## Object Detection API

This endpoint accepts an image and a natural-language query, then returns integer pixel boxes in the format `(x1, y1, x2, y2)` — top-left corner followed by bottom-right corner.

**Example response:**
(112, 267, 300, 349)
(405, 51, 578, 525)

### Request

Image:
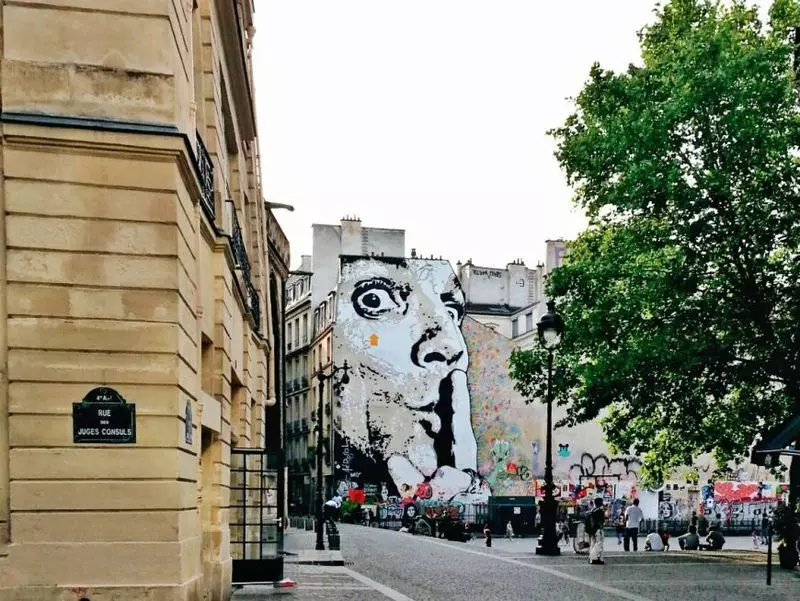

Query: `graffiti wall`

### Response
(332, 256, 643, 511)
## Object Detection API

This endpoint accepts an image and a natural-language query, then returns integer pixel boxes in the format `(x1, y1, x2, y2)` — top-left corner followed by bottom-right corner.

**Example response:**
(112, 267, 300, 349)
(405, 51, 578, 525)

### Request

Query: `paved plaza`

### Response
(232, 524, 798, 600)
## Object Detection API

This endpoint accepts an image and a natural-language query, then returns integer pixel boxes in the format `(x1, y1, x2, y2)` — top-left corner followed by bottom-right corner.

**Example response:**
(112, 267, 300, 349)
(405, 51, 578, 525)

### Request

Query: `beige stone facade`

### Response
(0, 1, 288, 600)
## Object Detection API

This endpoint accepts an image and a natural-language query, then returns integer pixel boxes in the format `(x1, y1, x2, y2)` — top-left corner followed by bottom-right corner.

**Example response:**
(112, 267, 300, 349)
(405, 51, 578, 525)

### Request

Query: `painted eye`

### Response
(353, 287, 397, 319)
(445, 303, 464, 323)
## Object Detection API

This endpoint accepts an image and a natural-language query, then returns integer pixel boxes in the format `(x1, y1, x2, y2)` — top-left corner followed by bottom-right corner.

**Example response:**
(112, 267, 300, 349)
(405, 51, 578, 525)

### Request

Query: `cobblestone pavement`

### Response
(233, 524, 798, 600)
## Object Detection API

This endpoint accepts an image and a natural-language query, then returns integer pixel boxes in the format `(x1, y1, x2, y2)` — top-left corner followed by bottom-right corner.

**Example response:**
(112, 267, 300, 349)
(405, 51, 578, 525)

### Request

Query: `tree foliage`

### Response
(509, 0, 800, 488)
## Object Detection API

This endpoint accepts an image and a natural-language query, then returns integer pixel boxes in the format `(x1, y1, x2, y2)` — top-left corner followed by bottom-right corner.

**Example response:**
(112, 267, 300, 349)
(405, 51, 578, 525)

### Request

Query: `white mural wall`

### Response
(333, 256, 489, 506)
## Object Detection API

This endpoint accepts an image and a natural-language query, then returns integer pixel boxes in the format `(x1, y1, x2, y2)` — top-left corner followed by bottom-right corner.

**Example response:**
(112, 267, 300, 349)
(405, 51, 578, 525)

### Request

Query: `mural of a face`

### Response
(334, 257, 488, 503)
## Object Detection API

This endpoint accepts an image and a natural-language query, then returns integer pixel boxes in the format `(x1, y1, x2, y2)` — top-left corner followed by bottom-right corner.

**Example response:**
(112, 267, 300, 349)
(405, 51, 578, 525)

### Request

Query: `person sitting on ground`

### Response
(645, 529, 665, 551)
(658, 527, 670, 551)
(699, 525, 725, 550)
(678, 525, 700, 550)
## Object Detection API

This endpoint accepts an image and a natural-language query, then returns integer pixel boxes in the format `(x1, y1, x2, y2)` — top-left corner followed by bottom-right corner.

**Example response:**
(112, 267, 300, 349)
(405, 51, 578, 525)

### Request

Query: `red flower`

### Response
(348, 488, 366, 504)
(416, 482, 433, 499)
(506, 463, 518, 475)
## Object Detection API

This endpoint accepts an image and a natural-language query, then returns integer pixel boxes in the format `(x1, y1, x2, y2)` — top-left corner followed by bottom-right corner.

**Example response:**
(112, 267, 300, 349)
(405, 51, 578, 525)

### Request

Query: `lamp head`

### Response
(537, 300, 565, 350)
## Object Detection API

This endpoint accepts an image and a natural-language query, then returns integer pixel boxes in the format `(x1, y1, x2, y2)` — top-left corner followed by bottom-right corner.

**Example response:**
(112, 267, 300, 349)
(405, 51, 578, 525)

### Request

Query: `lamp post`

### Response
(535, 299, 565, 557)
(313, 361, 350, 551)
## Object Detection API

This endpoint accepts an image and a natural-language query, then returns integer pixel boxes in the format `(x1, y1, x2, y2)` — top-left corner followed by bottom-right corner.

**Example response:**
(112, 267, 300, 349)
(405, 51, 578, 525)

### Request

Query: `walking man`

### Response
(587, 497, 606, 565)
(623, 498, 644, 552)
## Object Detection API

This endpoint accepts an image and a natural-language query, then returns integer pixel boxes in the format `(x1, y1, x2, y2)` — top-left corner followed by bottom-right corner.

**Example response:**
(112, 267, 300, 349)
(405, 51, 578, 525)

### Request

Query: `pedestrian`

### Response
(678, 525, 700, 550)
(535, 501, 543, 534)
(586, 497, 606, 565)
(658, 527, 670, 551)
(623, 498, 644, 552)
(760, 513, 769, 545)
(752, 530, 761, 549)
(690, 511, 699, 531)
(699, 525, 725, 551)
(483, 523, 492, 547)
(615, 513, 626, 545)
(697, 514, 709, 537)
(644, 529, 664, 551)
(505, 521, 514, 540)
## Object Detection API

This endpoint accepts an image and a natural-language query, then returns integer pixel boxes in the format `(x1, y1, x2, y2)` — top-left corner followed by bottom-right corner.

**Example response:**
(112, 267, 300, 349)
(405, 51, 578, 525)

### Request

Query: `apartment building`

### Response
(458, 239, 567, 348)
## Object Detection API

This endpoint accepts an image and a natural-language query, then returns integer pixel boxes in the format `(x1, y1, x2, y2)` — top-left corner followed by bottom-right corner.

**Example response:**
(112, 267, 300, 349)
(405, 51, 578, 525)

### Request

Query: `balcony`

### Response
(228, 202, 261, 333)
(194, 131, 215, 221)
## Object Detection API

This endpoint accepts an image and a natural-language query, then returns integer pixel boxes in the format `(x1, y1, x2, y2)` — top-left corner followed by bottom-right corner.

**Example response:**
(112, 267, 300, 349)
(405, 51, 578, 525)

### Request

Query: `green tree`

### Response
(509, 0, 800, 508)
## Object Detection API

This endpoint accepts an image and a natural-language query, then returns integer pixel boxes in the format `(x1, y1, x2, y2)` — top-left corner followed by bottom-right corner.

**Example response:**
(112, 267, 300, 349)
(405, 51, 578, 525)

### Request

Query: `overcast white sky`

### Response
(252, 1, 767, 270)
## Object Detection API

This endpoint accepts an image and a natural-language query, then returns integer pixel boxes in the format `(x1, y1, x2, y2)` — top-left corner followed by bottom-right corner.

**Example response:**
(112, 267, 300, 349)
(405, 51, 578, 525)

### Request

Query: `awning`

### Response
(750, 413, 800, 466)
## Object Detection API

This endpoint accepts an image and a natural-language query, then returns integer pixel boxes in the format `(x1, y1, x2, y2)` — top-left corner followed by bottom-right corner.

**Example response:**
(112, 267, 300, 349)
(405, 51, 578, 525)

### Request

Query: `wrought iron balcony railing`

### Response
(247, 279, 261, 333)
(228, 201, 261, 333)
(195, 131, 215, 220)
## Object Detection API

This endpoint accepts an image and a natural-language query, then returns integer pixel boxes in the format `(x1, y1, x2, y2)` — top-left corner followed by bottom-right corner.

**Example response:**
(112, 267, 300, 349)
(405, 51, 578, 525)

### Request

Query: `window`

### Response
(525, 312, 533, 332)
(302, 314, 308, 343)
(294, 318, 300, 346)
(287, 323, 292, 349)
(511, 318, 519, 338)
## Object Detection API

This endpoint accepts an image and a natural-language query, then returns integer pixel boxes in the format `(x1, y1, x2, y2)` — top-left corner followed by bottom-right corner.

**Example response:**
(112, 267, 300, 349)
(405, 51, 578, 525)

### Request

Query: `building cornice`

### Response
(0, 111, 271, 342)
(0, 111, 217, 227)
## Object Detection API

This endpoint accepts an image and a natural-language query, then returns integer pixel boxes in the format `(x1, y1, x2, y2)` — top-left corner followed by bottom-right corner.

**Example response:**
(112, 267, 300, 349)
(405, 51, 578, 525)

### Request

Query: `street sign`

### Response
(72, 386, 136, 444)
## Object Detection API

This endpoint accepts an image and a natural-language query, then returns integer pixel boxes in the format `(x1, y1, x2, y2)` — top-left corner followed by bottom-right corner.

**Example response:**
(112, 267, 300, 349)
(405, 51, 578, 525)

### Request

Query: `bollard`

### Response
(328, 533, 341, 550)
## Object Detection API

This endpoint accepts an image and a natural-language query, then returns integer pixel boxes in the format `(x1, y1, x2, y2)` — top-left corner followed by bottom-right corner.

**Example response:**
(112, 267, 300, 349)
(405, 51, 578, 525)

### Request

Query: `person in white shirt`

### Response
(644, 530, 664, 551)
(624, 498, 644, 551)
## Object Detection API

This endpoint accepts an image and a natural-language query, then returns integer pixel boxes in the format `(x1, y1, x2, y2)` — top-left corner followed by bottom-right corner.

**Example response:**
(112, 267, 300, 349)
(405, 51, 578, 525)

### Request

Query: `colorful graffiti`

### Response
(462, 317, 539, 496)
(656, 480, 790, 523)
(333, 257, 490, 506)
(567, 453, 641, 484)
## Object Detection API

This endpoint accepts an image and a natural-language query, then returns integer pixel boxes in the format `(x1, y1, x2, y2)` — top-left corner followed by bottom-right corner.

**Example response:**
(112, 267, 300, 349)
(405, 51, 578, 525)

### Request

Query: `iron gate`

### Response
(230, 448, 283, 584)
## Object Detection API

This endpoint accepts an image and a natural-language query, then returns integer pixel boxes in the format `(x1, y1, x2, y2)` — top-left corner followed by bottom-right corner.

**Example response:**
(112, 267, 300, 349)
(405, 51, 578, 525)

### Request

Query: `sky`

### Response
(252, 0, 767, 270)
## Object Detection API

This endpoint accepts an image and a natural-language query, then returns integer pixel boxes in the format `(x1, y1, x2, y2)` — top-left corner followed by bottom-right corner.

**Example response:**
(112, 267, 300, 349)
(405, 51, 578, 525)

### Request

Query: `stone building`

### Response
(458, 239, 567, 347)
(285, 256, 312, 511)
(0, 1, 289, 600)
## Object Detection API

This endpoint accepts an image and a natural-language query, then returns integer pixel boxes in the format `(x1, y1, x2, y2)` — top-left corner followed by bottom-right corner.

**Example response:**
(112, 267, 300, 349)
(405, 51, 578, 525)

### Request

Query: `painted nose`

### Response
(411, 321, 464, 368)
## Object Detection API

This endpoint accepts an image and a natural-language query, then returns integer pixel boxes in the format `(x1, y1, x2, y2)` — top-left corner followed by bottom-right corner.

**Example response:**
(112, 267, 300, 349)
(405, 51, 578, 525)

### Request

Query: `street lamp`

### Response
(265, 201, 295, 212)
(535, 299, 565, 557)
(313, 360, 350, 551)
